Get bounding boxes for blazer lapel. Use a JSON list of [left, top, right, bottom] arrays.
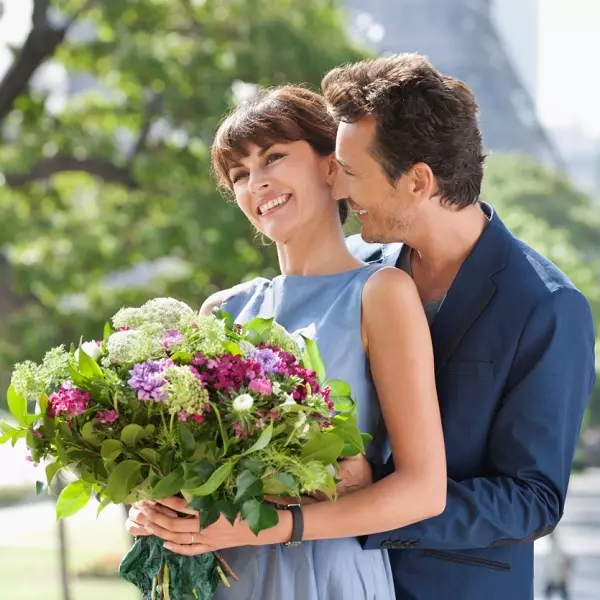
[[429, 205, 513, 372]]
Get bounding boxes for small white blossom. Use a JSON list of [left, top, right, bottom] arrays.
[[75, 341, 101, 361], [272, 381, 282, 394], [281, 394, 296, 406], [232, 394, 254, 412]]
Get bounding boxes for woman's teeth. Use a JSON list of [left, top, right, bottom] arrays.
[[259, 194, 290, 215]]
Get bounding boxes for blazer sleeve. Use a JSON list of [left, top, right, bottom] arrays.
[[362, 287, 597, 551]]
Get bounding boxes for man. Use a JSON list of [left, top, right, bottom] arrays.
[[128, 54, 596, 599], [321, 53, 595, 599]]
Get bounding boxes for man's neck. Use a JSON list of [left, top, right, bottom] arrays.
[[407, 203, 489, 302]]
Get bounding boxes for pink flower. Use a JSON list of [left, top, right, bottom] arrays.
[[48, 383, 91, 418], [97, 409, 119, 424], [248, 378, 272, 396], [191, 414, 204, 424], [25, 455, 39, 467], [162, 329, 185, 350]]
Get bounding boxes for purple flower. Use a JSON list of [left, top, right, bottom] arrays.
[[162, 329, 184, 350], [48, 383, 91, 418], [97, 409, 119, 424], [127, 359, 173, 402], [248, 378, 272, 396], [250, 348, 282, 374]]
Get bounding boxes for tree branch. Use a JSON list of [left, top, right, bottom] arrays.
[[127, 92, 163, 166], [0, 0, 98, 124], [4, 155, 138, 189]]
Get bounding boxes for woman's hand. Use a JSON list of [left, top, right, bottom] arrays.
[[127, 497, 262, 556]]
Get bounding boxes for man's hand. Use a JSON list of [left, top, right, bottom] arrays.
[[335, 454, 373, 495]]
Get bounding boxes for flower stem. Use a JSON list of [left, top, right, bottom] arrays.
[[163, 564, 171, 600], [215, 564, 231, 588]]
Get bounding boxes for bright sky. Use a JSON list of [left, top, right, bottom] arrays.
[[0, 0, 599, 136], [536, 0, 600, 136]]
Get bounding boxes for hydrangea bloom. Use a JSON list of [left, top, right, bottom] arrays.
[[113, 298, 194, 332], [106, 329, 165, 365], [266, 322, 302, 357], [163, 365, 209, 416], [127, 359, 173, 401], [48, 382, 91, 418]]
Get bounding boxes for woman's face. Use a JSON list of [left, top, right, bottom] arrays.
[[228, 140, 338, 244]]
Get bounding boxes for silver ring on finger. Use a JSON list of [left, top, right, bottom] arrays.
[[190, 534, 196, 544]]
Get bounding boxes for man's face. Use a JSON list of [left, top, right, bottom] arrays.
[[333, 116, 415, 243]]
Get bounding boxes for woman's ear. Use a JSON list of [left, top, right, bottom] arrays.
[[325, 154, 339, 186]]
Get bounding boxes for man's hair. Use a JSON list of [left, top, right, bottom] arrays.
[[322, 53, 486, 209]]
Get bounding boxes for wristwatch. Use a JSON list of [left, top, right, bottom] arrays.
[[282, 503, 304, 547]]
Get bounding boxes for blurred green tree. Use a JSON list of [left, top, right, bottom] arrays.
[[0, 0, 368, 404]]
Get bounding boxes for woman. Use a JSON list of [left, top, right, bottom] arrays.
[[127, 86, 446, 599]]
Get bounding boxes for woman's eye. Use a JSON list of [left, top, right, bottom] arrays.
[[266, 153, 285, 164], [231, 171, 248, 183]]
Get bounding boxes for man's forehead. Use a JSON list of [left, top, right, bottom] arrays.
[[336, 118, 375, 160]]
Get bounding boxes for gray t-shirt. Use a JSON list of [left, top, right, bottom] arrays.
[[397, 245, 445, 326]]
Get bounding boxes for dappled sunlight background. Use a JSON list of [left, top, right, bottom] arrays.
[[1, 1, 599, 599]]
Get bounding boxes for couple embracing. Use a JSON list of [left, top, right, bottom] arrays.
[[126, 53, 596, 600]]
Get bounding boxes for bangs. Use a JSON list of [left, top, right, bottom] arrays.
[[212, 101, 306, 188]]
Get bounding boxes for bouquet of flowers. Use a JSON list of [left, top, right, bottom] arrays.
[[0, 298, 369, 600]]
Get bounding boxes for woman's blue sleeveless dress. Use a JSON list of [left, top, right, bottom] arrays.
[[213, 264, 395, 600]]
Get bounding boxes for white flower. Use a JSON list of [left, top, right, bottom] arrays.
[[75, 341, 101, 362], [281, 394, 296, 406], [272, 381, 282, 394], [232, 393, 254, 412]]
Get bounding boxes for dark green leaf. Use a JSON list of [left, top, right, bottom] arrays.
[[178, 422, 196, 460], [213, 308, 234, 331], [234, 470, 263, 503], [106, 460, 142, 503], [185, 461, 233, 497], [138, 448, 160, 466], [152, 465, 185, 499], [56, 480, 92, 519], [241, 499, 279, 535], [239, 456, 264, 475], [36, 481, 45, 496]]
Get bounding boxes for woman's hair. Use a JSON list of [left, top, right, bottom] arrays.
[[211, 85, 348, 224]]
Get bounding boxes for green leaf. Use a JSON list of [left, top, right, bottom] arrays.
[[103, 322, 113, 340], [55, 437, 71, 465], [323, 379, 351, 397], [97, 496, 112, 518], [38, 392, 49, 416], [105, 460, 142, 503], [178, 422, 196, 460], [209, 402, 229, 457], [301, 336, 326, 382], [152, 465, 185, 499], [234, 470, 263, 503], [262, 473, 299, 496], [170, 351, 193, 362], [331, 395, 354, 412], [301, 432, 345, 465], [329, 414, 366, 455], [78, 346, 104, 379], [241, 499, 279, 535], [224, 341, 242, 356], [185, 461, 234, 497], [7, 385, 28, 425], [81, 420, 102, 447], [243, 317, 273, 340], [243, 421, 273, 455], [101, 439, 123, 462], [239, 456, 264, 475], [46, 462, 62, 487], [139, 448, 160, 466], [36, 481, 45, 496], [0, 419, 17, 444], [56, 480, 92, 519], [121, 423, 145, 447], [212, 308, 234, 331]]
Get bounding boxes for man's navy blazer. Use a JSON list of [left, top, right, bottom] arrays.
[[347, 204, 596, 599]]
